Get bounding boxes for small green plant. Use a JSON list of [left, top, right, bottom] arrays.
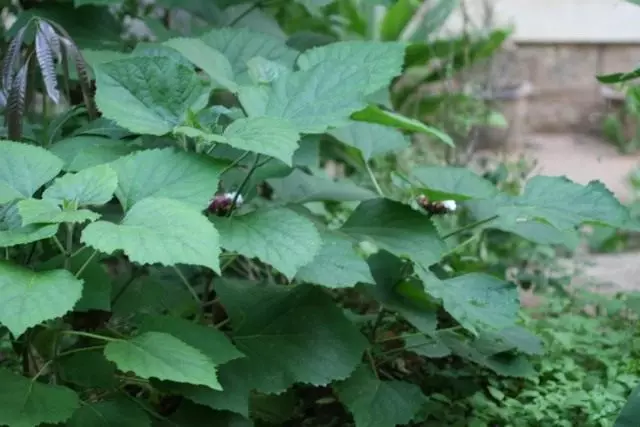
[[0, 2, 632, 427]]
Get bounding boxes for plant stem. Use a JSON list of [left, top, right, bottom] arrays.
[[64, 224, 74, 270], [369, 307, 386, 341], [442, 215, 499, 239], [172, 266, 201, 313], [62, 330, 120, 343], [228, 153, 261, 217], [366, 162, 385, 197], [75, 249, 98, 278], [220, 151, 250, 176], [57, 345, 106, 359], [52, 235, 66, 255], [111, 272, 138, 306], [229, 1, 262, 26]]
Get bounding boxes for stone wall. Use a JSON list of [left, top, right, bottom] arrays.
[[487, 43, 640, 134]]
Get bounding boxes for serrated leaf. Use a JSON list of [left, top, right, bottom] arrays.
[[138, 315, 244, 365], [222, 117, 300, 165], [49, 136, 138, 172], [216, 280, 368, 393], [352, 105, 454, 146], [329, 121, 410, 161], [368, 251, 438, 333], [334, 365, 426, 427], [109, 148, 226, 211], [257, 61, 369, 134], [0, 140, 64, 204], [17, 198, 100, 225], [158, 367, 251, 418], [58, 350, 118, 389], [212, 208, 321, 279], [410, 166, 498, 201], [341, 199, 447, 267], [297, 41, 404, 95], [472, 326, 544, 356], [104, 332, 222, 390], [0, 369, 80, 427], [493, 176, 629, 230], [67, 397, 151, 427], [437, 329, 535, 377], [296, 232, 374, 288], [131, 43, 192, 69], [163, 37, 237, 92], [42, 164, 117, 206], [267, 169, 376, 203], [419, 269, 519, 334], [81, 197, 221, 272], [94, 56, 206, 135], [0, 261, 83, 336], [403, 334, 452, 358], [199, 27, 298, 80], [0, 202, 59, 248], [38, 250, 112, 312]]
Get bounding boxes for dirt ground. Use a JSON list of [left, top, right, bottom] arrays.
[[511, 133, 640, 303]]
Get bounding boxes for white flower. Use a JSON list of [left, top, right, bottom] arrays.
[[225, 192, 244, 206], [442, 200, 457, 212]]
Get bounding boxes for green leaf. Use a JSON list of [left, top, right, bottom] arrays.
[[472, 326, 544, 356], [111, 274, 194, 317], [380, 0, 418, 41], [0, 261, 83, 336], [437, 329, 535, 377], [212, 208, 321, 279], [94, 56, 207, 135], [296, 232, 375, 288], [17, 199, 100, 225], [341, 199, 447, 267], [334, 365, 426, 427], [406, 0, 459, 41], [247, 56, 291, 84], [158, 367, 251, 418], [297, 41, 404, 95], [418, 270, 519, 334], [138, 315, 244, 365], [615, 382, 640, 427], [0, 369, 80, 427], [163, 37, 237, 92], [38, 250, 113, 312], [49, 136, 138, 172], [257, 61, 369, 134], [368, 251, 438, 333], [267, 169, 376, 204], [410, 166, 498, 201], [597, 68, 640, 84], [216, 280, 368, 393], [42, 164, 118, 206], [199, 27, 298, 79], [403, 334, 452, 358], [329, 121, 410, 161], [67, 397, 151, 427], [0, 140, 64, 204], [222, 117, 300, 165], [0, 203, 59, 248], [58, 350, 118, 389], [104, 332, 222, 390], [109, 147, 226, 211], [352, 105, 454, 146], [82, 197, 221, 272], [493, 176, 629, 230]]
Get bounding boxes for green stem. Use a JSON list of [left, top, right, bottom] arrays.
[[228, 153, 261, 217], [442, 215, 498, 239], [31, 360, 52, 382], [52, 236, 66, 255], [366, 161, 385, 197], [75, 249, 98, 278], [220, 151, 250, 176], [173, 266, 201, 314], [57, 345, 106, 359], [64, 224, 74, 270], [62, 330, 120, 343], [229, 1, 262, 26]]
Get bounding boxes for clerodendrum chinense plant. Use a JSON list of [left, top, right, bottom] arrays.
[[0, 14, 632, 427]]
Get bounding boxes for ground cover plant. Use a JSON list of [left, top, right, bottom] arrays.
[[0, 1, 636, 426]]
